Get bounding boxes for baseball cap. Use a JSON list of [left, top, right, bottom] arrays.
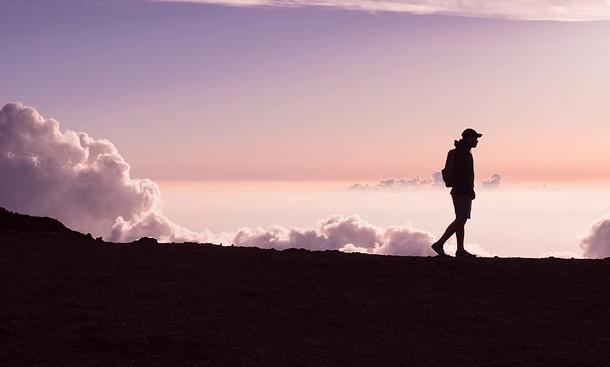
[[461, 128, 482, 138]]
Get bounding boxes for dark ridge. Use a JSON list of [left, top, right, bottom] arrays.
[[0, 207, 85, 239], [1, 207, 68, 231], [1, 208, 610, 366]]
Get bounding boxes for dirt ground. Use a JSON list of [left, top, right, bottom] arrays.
[[2, 208, 610, 366]]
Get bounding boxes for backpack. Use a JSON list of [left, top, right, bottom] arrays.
[[441, 149, 456, 187]]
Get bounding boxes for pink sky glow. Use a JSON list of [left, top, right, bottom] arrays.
[[1, 1, 610, 183]]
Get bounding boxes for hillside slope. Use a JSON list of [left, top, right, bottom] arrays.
[[1, 208, 610, 366]]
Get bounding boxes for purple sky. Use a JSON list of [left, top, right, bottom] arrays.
[[2, 0, 610, 182]]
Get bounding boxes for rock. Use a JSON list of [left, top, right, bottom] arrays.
[[133, 237, 158, 245]]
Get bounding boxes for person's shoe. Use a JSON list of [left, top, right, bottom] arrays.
[[455, 249, 477, 258], [431, 242, 449, 257]]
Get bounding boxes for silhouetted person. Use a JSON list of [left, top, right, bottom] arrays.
[[431, 128, 482, 257]]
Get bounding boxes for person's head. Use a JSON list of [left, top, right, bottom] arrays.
[[461, 128, 482, 148]]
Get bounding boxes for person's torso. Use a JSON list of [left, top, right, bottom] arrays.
[[450, 144, 475, 197]]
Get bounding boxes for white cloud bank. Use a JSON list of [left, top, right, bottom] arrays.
[[0, 102, 211, 243], [235, 215, 494, 256], [350, 171, 503, 191], [235, 214, 435, 255], [349, 171, 444, 190], [580, 216, 610, 259], [158, 0, 610, 21]]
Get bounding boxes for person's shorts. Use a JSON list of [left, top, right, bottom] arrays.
[[452, 194, 472, 219]]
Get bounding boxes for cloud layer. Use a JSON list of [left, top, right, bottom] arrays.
[[234, 214, 437, 255], [349, 171, 444, 190], [0, 102, 209, 243], [234, 214, 494, 256], [350, 171, 503, 191], [580, 216, 610, 259], [160, 0, 610, 21]]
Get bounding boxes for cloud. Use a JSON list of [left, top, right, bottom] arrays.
[[349, 171, 444, 190], [234, 214, 494, 256], [0, 102, 209, 243], [234, 214, 438, 255], [580, 216, 610, 259], [109, 211, 217, 243], [481, 173, 501, 188], [158, 0, 610, 21], [350, 171, 504, 191]]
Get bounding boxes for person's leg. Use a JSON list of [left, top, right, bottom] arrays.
[[431, 217, 463, 256], [436, 219, 459, 246], [455, 218, 467, 252], [451, 195, 476, 256], [431, 220, 454, 256], [432, 195, 470, 256]]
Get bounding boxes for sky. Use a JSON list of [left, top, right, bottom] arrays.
[[2, 0, 610, 182], [2, 0, 610, 258]]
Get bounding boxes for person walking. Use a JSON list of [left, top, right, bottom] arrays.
[[431, 128, 482, 257]]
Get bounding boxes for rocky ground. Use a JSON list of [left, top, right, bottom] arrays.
[[1, 208, 610, 366]]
